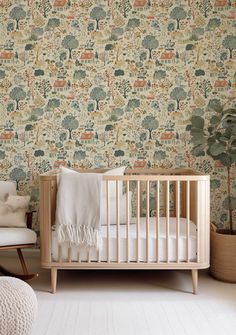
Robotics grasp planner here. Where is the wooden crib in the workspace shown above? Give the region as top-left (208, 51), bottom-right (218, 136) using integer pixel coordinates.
top-left (40, 168), bottom-right (210, 294)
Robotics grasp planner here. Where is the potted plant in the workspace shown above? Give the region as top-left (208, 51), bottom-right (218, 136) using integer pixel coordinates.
top-left (188, 99), bottom-right (236, 282)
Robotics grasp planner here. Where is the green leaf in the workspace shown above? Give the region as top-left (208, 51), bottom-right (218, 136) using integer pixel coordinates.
top-left (215, 132), bottom-right (223, 140)
top-left (209, 142), bottom-right (226, 156)
top-left (190, 116), bottom-right (204, 129)
top-left (191, 135), bottom-right (206, 145)
top-left (208, 126), bottom-right (214, 134)
top-left (214, 153), bottom-right (231, 167)
top-left (223, 108), bottom-right (236, 115)
top-left (191, 144), bottom-right (205, 157)
top-left (210, 115), bottom-right (221, 125)
top-left (223, 196), bottom-right (236, 211)
top-left (207, 137), bottom-right (216, 146)
top-left (230, 153), bottom-right (236, 163)
top-left (190, 127), bottom-right (204, 136)
top-left (223, 128), bottom-right (232, 139)
top-left (231, 139), bottom-right (236, 148)
top-left (219, 136), bottom-right (229, 143)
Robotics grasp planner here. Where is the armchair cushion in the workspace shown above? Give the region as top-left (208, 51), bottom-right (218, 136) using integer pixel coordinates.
top-left (0, 180), bottom-right (30, 228)
top-left (0, 228), bottom-right (37, 247)
top-left (0, 181), bottom-right (16, 201)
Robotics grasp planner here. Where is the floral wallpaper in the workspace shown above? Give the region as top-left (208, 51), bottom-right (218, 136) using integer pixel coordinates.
top-left (0, 0), bottom-right (235, 236)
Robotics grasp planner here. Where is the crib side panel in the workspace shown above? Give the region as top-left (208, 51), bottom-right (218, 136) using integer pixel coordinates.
top-left (40, 171), bottom-right (210, 270)
top-left (40, 176), bottom-right (57, 267)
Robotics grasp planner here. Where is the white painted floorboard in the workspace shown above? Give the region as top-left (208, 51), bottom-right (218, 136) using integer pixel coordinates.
top-left (1, 254), bottom-right (236, 335)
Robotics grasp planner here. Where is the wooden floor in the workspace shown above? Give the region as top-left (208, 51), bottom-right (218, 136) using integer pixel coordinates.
top-left (1, 252), bottom-right (236, 335)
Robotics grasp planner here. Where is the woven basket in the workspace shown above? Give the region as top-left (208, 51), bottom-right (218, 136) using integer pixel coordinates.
top-left (210, 224), bottom-right (236, 283)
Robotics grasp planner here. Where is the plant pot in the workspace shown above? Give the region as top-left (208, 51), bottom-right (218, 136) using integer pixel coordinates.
top-left (210, 224), bottom-right (236, 283)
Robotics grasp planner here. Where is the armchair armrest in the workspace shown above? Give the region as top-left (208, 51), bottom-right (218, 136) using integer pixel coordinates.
top-left (26, 211), bottom-right (36, 229)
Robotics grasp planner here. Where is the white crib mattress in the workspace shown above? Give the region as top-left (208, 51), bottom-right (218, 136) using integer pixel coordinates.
top-left (52, 217), bottom-right (197, 263)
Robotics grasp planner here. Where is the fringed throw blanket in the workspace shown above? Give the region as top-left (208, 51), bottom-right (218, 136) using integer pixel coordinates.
top-left (56, 171), bottom-right (103, 250)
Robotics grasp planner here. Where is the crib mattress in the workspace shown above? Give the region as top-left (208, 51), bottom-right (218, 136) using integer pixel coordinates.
top-left (52, 217), bottom-right (197, 263)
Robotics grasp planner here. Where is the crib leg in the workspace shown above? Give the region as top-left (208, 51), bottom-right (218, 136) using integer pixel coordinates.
top-left (51, 267), bottom-right (57, 294)
top-left (191, 269), bottom-right (198, 295)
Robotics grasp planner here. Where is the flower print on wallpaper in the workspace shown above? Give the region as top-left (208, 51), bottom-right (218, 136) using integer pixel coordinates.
top-left (0, 0), bottom-right (235, 236)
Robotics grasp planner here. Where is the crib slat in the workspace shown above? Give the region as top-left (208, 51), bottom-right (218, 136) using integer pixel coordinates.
top-left (166, 181), bottom-right (170, 263)
top-left (126, 181), bottom-right (130, 263)
top-left (156, 181), bottom-right (160, 263)
top-left (58, 245), bottom-right (62, 263)
top-left (88, 249), bottom-right (91, 263)
top-left (186, 180), bottom-right (190, 262)
top-left (139, 182), bottom-right (142, 217)
top-left (146, 181), bottom-right (150, 263)
top-left (116, 180), bottom-right (120, 263)
top-left (68, 246), bottom-right (72, 263)
top-left (137, 181), bottom-right (140, 263)
top-left (77, 249), bottom-right (80, 263)
top-left (197, 181), bottom-right (200, 263)
top-left (106, 180), bottom-right (110, 263)
top-left (176, 180), bottom-right (180, 263)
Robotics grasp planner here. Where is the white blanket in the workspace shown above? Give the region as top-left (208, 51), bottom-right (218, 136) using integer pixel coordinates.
top-left (56, 172), bottom-right (103, 250)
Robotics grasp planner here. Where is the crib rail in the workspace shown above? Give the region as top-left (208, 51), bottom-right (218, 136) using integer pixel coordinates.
top-left (40, 169), bottom-right (210, 270)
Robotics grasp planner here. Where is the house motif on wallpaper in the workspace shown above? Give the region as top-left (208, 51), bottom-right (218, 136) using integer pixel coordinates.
top-left (227, 9), bottom-right (236, 19)
top-left (0, 51), bottom-right (14, 64)
top-left (214, 0), bottom-right (230, 10)
top-left (214, 79), bottom-right (229, 91)
top-left (0, 132), bottom-right (14, 144)
top-left (160, 51), bottom-right (176, 64)
top-left (53, 80), bottom-right (68, 91)
top-left (159, 132), bottom-right (176, 144)
top-left (208, 62), bottom-right (219, 78)
top-left (53, 160), bottom-right (67, 168)
top-left (133, 0), bottom-right (148, 10)
top-left (134, 159), bottom-right (147, 168)
top-left (80, 132), bottom-right (94, 144)
top-left (214, 160), bottom-right (225, 172)
top-left (80, 51), bottom-right (94, 63)
top-left (53, 0), bottom-right (69, 11)
top-left (134, 79), bottom-right (148, 92)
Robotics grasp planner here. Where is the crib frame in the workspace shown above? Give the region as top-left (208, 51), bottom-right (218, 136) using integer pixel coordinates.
top-left (40, 168), bottom-right (210, 294)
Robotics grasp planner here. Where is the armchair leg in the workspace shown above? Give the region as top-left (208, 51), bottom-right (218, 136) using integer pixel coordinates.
top-left (17, 248), bottom-right (28, 275)
top-left (0, 248), bottom-right (38, 281)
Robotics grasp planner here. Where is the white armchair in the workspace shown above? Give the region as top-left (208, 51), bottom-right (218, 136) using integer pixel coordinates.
top-left (0, 181), bottom-right (37, 280)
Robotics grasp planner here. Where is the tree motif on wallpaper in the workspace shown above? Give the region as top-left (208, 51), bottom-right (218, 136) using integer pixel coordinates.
top-left (142, 35), bottom-right (159, 59)
top-left (90, 7), bottom-right (106, 30)
top-left (90, 87), bottom-right (106, 110)
top-left (116, 0), bottom-right (132, 18)
top-left (10, 168), bottom-right (27, 191)
top-left (170, 87), bottom-right (187, 110)
top-left (9, 6), bottom-right (26, 30)
top-left (36, 0), bottom-right (52, 18)
top-left (196, 0), bottom-right (212, 18)
top-left (9, 87), bottom-right (26, 111)
top-left (61, 115), bottom-right (79, 140)
top-left (142, 116), bottom-right (159, 140)
top-left (170, 7), bottom-right (187, 30)
top-left (223, 35), bottom-right (236, 59)
top-left (62, 35), bottom-right (79, 59)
